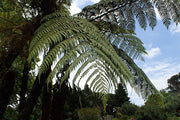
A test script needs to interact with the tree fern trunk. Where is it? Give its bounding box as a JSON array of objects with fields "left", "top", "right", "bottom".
[
  {"left": 51, "top": 79, "right": 68, "bottom": 120},
  {"left": 18, "top": 69, "right": 51, "bottom": 120},
  {"left": 19, "top": 61, "right": 30, "bottom": 113},
  {"left": 51, "top": 62, "right": 69, "bottom": 120},
  {"left": 0, "top": 71, "right": 16, "bottom": 119},
  {"left": 41, "top": 0, "right": 57, "bottom": 16},
  {"left": 0, "top": 53, "right": 19, "bottom": 119},
  {"left": 41, "top": 82, "right": 52, "bottom": 120}
]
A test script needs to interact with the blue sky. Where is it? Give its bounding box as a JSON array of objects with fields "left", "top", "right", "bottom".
[
  {"left": 135, "top": 20, "right": 180, "bottom": 91},
  {"left": 130, "top": 20, "right": 180, "bottom": 105},
  {"left": 70, "top": 0, "right": 180, "bottom": 106}
]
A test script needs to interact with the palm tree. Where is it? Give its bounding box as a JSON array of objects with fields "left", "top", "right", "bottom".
[{"left": 0, "top": 0, "right": 179, "bottom": 119}]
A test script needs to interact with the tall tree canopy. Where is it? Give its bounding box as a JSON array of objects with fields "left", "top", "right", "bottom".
[{"left": 167, "top": 73, "right": 180, "bottom": 93}]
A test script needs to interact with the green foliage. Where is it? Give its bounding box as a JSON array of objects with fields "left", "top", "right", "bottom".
[
  {"left": 91, "top": 19, "right": 160, "bottom": 99},
  {"left": 79, "top": 0, "right": 180, "bottom": 29},
  {"left": 114, "top": 47, "right": 162, "bottom": 99},
  {"left": 164, "top": 93, "right": 180, "bottom": 117},
  {"left": 0, "top": 0, "right": 24, "bottom": 38},
  {"left": 78, "top": 107, "right": 101, "bottom": 120},
  {"left": 120, "top": 102, "right": 139, "bottom": 116},
  {"left": 29, "top": 97, "right": 42, "bottom": 120},
  {"left": 92, "top": 20, "right": 147, "bottom": 61},
  {"left": 28, "top": 1, "right": 163, "bottom": 112},
  {"left": 28, "top": 6, "right": 134, "bottom": 96},
  {"left": 167, "top": 117, "right": 180, "bottom": 120},
  {"left": 112, "top": 118, "right": 118, "bottom": 120},
  {"left": 143, "top": 92, "right": 180, "bottom": 119},
  {"left": 135, "top": 104, "right": 167, "bottom": 120},
  {"left": 2, "top": 106, "right": 18, "bottom": 120},
  {"left": 167, "top": 73, "right": 180, "bottom": 93},
  {"left": 106, "top": 83, "right": 129, "bottom": 114},
  {"left": 2, "top": 0, "right": 180, "bottom": 119},
  {"left": 78, "top": 0, "right": 156, "bottom": 30},
  {"left": 104, "top": 115, "right": 113, "bottom": 120},
  {"left": 119, "top": 115, "right": 132, "bottom": 120},
  {"left": 1, "top": 56, "right": 42, "bottom": 120},
  {"left": 75, "top": 0, "right": 166, "bottom": 101},
  {"left": 0, "top": 0, "right": 25, "bottom": 70},
  {"left": 145, "top": 94, "right": 165, "bottom": 107},
  {"left": 64, "top": 85, "right": 103, "bottom": 120}
]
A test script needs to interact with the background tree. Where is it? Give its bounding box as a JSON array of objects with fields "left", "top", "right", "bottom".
[
  {"left": 143, "top": 89, "right": 180, "bottom": 119},
  {"left": 120, "top": 102, "right": 139, "bottom": 117},
  {"left": 64, "top": 84, "right": 103, "bottom": 120},
  {"left": 167, "top": 73, "right": 180, "bottom": 93},
  {"left": 164, "top": 93, "right": 180, "bottom": 117},
  {"left": 135, "top": 104, "right": 167, "bottom": 120},
  {"left": 106, "top": 83, "right": 129, "bottom": 115},
  {"left": 1, "top": 57, "right": 42, "bottom": 120}
]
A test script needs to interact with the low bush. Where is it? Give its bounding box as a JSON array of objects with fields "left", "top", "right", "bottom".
[{"left": 78, "top": 107, "right": 101, "bottom": 120}]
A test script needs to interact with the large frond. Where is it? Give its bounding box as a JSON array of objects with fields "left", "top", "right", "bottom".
[
  {"left": 114, "top": 46, "right": 163, "bottom": 99},
  {"left": 91, "top": 18, "right": 155, "bottom": 98},
  {"left": 77, "top": 0, "right": 156, "bottom": 30},
  {"left": 151, "top": 0, "right": 180, "bottom": 27},
  {"left": 108, "top": 31, "right": 147, "bottom": 61},
  {"left": 77, "top": 0, "right": 180, "bottom": 30},
  {"left": 28, "top": 7, "right": 133, "bottom": 95},
  {"left": 92, "top": 20, "right": 147, "bottom": 61}
]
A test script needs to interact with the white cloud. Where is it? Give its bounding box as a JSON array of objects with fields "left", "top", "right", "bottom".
[
  {"left": 142, "top": 60, "right": 180, "bottom": 90},
  {"left": 170, "top": 23, "right": 180, "bottom": 34},
  {"left": 72, "top": 0, "right": 99, "bottom": 7},
  {"left": 70, "top": 0, "right": 100, "bottom": 15},
  {"left": 90, "top": 0, "right": 100, "bottom": 3},
  {"left": 70, "top": 3, "right": 82, "bottom": 15},
  {"left": 129, "top": 94, "right": 144, "bottom": 106},
  {"left": 143, "top": 62, "right": 170, "bottom": 73},
  {"left": 145, "top": 47, "right": 161, "bottom": 58},
  {"left": 145, "top": 43, "right": 153, "bottom": 48},
  {"left": 130, "top": 59, "right": 180, "bottom": 106},
  {"left": 72, "top": 0, "right": 87, "bottom": 6}
]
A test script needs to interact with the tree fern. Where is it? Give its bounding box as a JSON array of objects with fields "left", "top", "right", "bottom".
[{"left": 28, "top": 6, "right": 133, "bottom": 95}]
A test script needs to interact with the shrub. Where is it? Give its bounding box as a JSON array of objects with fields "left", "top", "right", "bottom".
[
  {"left": 167, "top": 117, "right": 180, "bottom": 120},
  {"left": 78, "top": 107, "right": 101, "bottom": 120},
  {"left": 135, "top": 104, "right": 167, "bottom": 120},
  {"left": 120, "top": 102, "right": 139, "bottom": 116}
]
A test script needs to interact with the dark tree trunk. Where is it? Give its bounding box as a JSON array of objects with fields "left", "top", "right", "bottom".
[
  {"left": 0, "top": 53, "right": 19, "bottom": 118},
  {"left": 51, "top": 79, "right": 68, "bottom": 120},
  {"left": 0, "top": 70, "right": 16, "bottom": 119},
  {"left": 51, "top": 62, "right": 69, "bottom": 120},
  {"left": 18, "top": 69, "right": 51, "bottom": 120},
  {"left": 41, "top": 82, "right": 52, "bottom": 120},
  {"left": 40, "top": 0, "right": 57, "bottom": 16},
  {"left": 0, "top": 0, "right": 58, "bottom": 119},
  {"left": 19, "top": 61, "right": 30, "bottom": 113},
  {"left": 0, "top": 19, "right": 34, "bottom": 119}
]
